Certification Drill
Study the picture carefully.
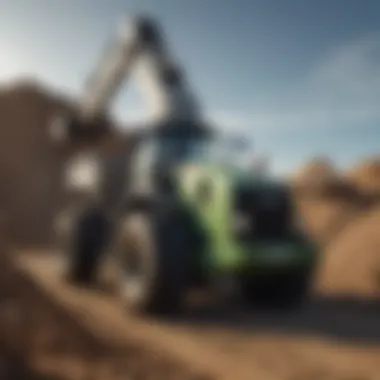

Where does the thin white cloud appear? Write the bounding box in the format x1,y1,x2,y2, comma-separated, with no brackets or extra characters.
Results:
208,33,380,134
111,33,380,177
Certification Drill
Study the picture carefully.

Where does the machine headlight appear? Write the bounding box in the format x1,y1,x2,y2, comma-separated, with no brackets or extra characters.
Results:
66,154,100,192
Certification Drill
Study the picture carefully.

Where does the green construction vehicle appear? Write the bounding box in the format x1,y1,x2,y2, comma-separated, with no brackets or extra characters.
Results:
51,14,317,315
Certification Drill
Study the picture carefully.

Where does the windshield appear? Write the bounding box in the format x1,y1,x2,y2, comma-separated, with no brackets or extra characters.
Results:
156,134,253,169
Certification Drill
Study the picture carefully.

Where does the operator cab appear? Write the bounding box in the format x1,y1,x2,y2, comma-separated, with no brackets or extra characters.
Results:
137,121,251,167
129,122,213,194
152,121,213,165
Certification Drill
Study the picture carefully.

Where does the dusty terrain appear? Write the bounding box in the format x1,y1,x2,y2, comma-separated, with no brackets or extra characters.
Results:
1,79,380,379
0,250,213,380
1,247,380,380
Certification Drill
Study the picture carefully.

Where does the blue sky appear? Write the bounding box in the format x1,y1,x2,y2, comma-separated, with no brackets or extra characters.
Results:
0,0,379,175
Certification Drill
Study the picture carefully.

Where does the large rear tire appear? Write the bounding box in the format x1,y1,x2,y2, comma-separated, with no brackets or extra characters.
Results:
56,206,110,285
114,208,191,315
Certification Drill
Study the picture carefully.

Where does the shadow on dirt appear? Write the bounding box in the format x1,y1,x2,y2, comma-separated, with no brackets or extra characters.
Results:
19,252,380,348
0,355,64,380
165,295,380,346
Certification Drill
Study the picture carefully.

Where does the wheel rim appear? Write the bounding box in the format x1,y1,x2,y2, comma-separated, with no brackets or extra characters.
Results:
120,240,147,303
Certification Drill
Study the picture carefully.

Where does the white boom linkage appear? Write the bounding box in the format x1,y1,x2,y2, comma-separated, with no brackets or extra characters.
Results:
79,14,201,126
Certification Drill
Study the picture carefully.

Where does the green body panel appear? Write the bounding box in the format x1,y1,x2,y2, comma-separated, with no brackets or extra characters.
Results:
176,163,317,276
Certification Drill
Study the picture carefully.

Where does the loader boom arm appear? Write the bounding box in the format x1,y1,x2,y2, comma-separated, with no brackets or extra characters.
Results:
79,19,140,123
78,14,200,127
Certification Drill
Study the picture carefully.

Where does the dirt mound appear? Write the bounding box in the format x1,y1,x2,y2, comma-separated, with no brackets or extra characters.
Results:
292,155,380,247
293,158,362,246
9,249,380,380
0,79,74,246
292,157,359,203
0,251,212,380
295,198,360,246
317,160,380,297
294,156,337,184
347,157,380,195
296,188,380,298
315,206,380,298
0,79,131,247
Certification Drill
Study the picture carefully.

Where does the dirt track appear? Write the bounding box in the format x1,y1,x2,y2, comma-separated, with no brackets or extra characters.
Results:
0,250,214,380
1,249,379,380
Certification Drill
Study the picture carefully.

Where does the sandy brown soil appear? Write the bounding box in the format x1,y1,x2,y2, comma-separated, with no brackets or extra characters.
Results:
1,249,379,380
2,78,380,380
347,158,380,194
0,249,215,380
315,206,380,297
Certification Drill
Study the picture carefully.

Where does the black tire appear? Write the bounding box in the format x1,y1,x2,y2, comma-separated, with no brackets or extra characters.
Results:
114,207,191,315
59,206,110,285
241,271,311,310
